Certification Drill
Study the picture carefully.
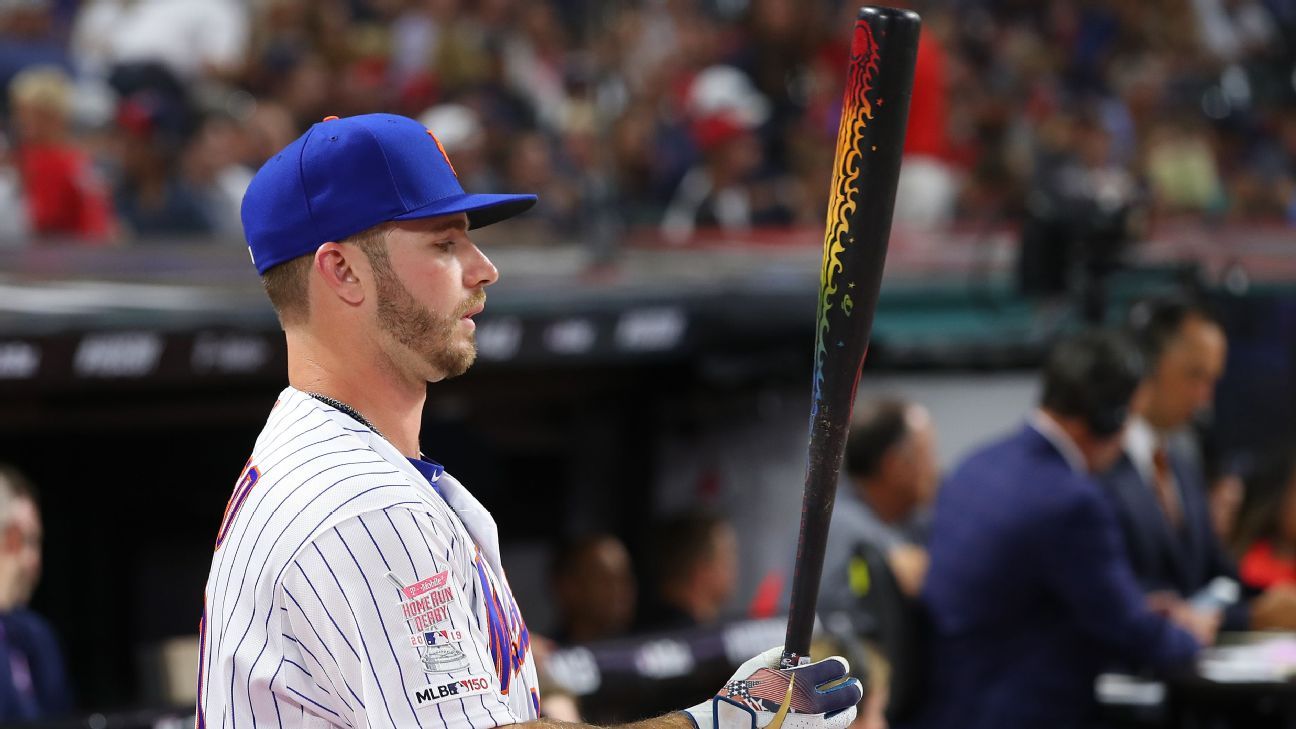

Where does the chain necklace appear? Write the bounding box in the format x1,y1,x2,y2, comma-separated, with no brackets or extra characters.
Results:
306,392,385,440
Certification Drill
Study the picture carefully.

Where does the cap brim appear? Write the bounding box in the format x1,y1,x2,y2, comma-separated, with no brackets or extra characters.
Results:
393,193,538,230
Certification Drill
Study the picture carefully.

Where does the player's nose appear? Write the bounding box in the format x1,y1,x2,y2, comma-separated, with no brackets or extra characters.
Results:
463,240,499,289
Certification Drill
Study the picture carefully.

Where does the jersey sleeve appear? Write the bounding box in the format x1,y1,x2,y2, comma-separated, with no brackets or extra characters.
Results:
278,506,522,729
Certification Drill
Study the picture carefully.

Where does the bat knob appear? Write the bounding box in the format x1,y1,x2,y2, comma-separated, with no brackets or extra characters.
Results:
858,5,922,25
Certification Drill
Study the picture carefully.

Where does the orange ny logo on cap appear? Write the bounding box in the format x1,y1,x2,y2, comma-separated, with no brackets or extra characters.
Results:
427,131,458,178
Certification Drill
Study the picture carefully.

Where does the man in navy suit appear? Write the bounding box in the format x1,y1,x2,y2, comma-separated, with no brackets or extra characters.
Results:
911,332,1209,729
0,466,70,723
1102,299,1296,630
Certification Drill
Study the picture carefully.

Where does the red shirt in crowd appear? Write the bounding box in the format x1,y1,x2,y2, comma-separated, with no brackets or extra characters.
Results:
1240,540,1296,589
904,31,950,160
14,143,115,242
809,29,953,161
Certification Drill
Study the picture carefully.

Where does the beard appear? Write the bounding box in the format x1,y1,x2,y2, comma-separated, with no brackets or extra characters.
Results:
368,249,482,379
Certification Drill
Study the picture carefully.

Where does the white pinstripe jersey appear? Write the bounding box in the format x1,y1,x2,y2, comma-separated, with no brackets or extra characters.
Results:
198,387,540,729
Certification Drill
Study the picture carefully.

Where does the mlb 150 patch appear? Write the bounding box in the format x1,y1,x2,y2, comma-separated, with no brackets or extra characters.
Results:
411,675,493,708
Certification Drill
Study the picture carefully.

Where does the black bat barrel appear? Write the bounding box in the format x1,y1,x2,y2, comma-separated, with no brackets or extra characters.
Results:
782,5,921,669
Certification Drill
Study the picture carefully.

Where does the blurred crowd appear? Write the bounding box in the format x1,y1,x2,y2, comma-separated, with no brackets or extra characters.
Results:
1,0,1295,247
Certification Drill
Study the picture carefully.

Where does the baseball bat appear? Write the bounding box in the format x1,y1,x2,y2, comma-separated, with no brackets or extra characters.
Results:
781,6,921,670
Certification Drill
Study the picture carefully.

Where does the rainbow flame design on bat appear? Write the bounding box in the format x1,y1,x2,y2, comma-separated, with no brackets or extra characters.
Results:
812,18,881,414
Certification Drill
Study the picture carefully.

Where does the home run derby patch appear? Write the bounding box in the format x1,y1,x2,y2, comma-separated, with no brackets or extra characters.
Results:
385,571,470,673
410,675,493,709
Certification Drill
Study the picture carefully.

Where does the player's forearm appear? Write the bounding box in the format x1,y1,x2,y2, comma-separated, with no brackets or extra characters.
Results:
515,710,695,729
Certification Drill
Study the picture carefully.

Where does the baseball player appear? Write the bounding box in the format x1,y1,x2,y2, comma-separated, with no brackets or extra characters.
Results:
198,112,861,729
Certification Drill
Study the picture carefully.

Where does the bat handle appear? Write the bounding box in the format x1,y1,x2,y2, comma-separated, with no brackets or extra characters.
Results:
779,649,804,670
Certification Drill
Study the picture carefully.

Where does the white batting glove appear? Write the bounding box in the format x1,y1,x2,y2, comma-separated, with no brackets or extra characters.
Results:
682,646,862,729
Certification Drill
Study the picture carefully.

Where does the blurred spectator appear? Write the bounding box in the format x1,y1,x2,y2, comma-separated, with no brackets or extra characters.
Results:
502,1,569,132
550,534,636,645
894,9,958,228
637,512,738,632
1018,113,1145,320
916,331,1207,729
389,0,457,90
1207,469,1246,544
1106,297,1296,630
181,112,253,238
241,100,299,169
661,65,794,242
502,129,582,240
820,398,938,727
111,84,217,238
821,399,938,607
1191,0,1279,64
660,112,763,241
1234,445,1296,590
0,465,71,723
1199,425,1247,544
1278,110,1296,224
0,467,39,611
1143,117,1224,214
0,0,72,117
71,0,249,82
7,64,115,242
0,130,30,242
268,52,334,132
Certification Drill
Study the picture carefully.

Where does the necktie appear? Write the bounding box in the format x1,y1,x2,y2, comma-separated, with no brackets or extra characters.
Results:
1152,445,1183,530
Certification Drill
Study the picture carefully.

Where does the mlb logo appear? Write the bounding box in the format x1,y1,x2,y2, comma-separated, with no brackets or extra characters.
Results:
424,629,465,645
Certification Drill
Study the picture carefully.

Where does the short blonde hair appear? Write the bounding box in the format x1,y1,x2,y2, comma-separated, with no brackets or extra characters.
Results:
8,65,72,116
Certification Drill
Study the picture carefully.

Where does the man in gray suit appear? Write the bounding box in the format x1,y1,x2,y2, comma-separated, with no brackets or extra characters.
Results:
822,398,938,608
818,399,939,725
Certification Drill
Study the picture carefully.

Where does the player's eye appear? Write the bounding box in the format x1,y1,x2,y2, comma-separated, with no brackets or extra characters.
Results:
435,240,455,252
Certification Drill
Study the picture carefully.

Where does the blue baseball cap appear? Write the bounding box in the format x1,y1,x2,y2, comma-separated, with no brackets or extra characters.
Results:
241,113,537,274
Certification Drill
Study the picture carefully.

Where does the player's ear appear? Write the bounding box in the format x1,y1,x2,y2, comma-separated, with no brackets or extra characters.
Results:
314,242,366,306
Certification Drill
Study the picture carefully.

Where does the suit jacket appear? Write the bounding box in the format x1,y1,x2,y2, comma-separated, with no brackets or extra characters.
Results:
1099,434,1250,630
908,424,1199,729
0,609,71,723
